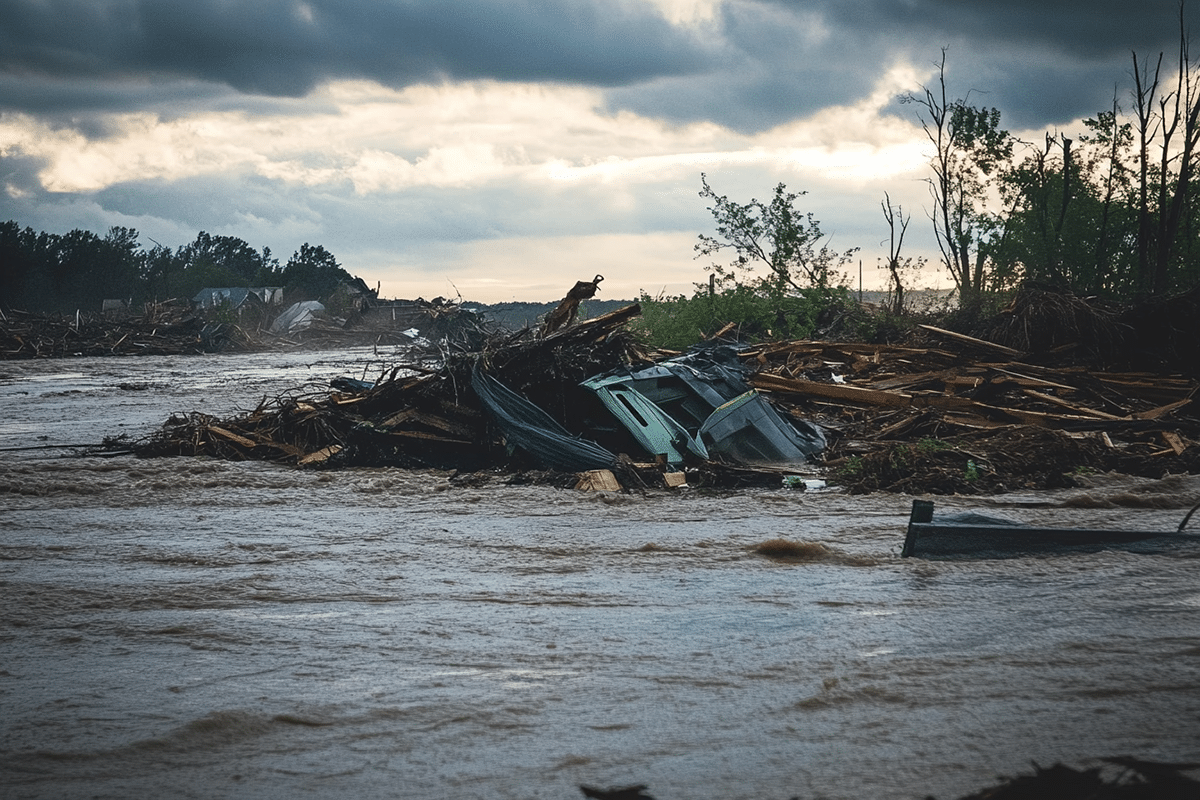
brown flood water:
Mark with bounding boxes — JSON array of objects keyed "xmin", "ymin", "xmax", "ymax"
[{"xmin": 2, "ymin": 349, "xmax": 1199, "ymax": 800}]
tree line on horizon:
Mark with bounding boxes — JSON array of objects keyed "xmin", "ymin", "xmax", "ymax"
[
  {"xmin": 0, "ymin": 223, "xmax": 358, "ymax": 314},
  {"xmin": 638, "ymin": 11, "xmax": 1200, "ymax": 348},
  {"xmin": 7, "ymin": 16, "xmax": 1200, "ymax": 340}
]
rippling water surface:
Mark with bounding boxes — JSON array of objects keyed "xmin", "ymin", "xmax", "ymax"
[{"xmin": 2, "ymin": 349, "xmax": 1199, "ymax": 799}]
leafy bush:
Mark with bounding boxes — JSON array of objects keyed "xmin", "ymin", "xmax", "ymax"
[{"xmin": 634, "ymin": 284, "xmax": 859, "ymax": 350}]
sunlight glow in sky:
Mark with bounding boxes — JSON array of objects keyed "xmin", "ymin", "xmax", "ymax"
[{"xmin": 0, "ymin": 0, "xmax": 1187, "ymax": 301}]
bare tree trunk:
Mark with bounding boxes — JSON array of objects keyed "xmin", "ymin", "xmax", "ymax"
[
  {"xmin": 1155, "ymin": 7, "xmax": 1200, "ymax": 292},
  {"xmin": 1132, "ymin": 51, "xmax": 1162, "ymax": 291},
  {"xmin": 1092, "ymin": 97, "xmax": 1122, "ymax": 286},
  {"xmin": 881, "ymin": 193, "xmax": 910, "ymax": 315}
]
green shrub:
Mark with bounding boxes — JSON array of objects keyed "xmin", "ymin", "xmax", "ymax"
[{"xmin": 634, "ymin": 284, "xmax": 860, "ymax": 350}]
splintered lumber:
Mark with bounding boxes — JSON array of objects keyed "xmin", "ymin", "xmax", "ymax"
[
  {"xmin": 752, "ymin": 373, "xmax": 978, "ymax": 414},
  {"xmin": 298, "ymin": 445, "xmax": 343, "ymax": 465},
  {"xmin": 751, "ymin": 373, "xmax": 913, "ymax": 407},
  {"xmin": 206, "ymin": 425, "xmax": 257, "ymax": 448},
  {"xmin": 542, "ymin": 275, "xmax": 604, "ymax": 335},
  {"xmin": 0, "ymin": 304, "xmax": 247, "ymax": 358},
  {"xmin": 986, "ymin": 366, "xmax": 1079, "ymax": 391},
  {"xmin": 1162, "ymin": 431, "xmax": 1188, "ymax": 455},
  {"xmin": 404, "ymin": 411, "xmax": 474, "ymax": 439},
  {"xmin": 742, "ymin": 327, "xmax": 1199, "ymax": 492},
  {"xmin": 1020, "ymin": 389, "xmax": 1125, "ymax": 419},
  {"xmin": 131, "ymin": 303, "xmax": 648, "ymax": 470},
  {"xmin": 918, "ymin": 324, "xmax": 1024, "ymax": 357},
  {"xmin": 1132, "ymin": 398, "xmax": 1194, "ymax": 420},
  {"xmin": 575, "ymin": 469, "xmax": 622, "ymax": 491}
]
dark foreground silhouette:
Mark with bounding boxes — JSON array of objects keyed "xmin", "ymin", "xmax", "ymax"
[{"xmin": 579, "ymin": 756, "xmax": 1200, "ymax": 799}]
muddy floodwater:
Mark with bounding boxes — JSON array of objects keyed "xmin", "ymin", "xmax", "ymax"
[{"xmin": 2, "ymin": 348, "xmax": 1199, "ymax": 800}]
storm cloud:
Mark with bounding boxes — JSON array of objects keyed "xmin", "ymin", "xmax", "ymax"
[
  {"xmin": 0, "ymin": 0, "xmax": 714, "ymax": 96},
  {"xmin": 0, "ymin": 0, "xmax": 1188, "ymax": 131},
  {"xmin": 0, "ymin": 0, "xmax": 1195, "ymax": 302}
]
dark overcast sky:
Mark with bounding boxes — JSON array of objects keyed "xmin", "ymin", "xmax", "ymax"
[
  {"xmin": 0, "ymin": 0, "xmax": 1188, "ymax": 129},
  {"xmin": 0, "ymin": 0, "xmax": 1195, "ymax": 301}
]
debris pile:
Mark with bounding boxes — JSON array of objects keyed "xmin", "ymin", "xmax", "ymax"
[
  {"xmin": 0, "ymin": 302, "xmax": 247, "ymax": 358},
  {"xmin": 120, "ymin": 288, "xmax": 1200, "ymax": 494},
  {"xmin": 274, "ymin": 296, "xmax": 492, "ymax": 350},
  {"xmin": 0, "ymin": 295, "xmax": 496, "ymax": 358},
  {"xmin": 129, "ymin": 304, "xmax": 661, "ymax": 477},
  {"xmin": 744, "ymin": 327, "xmax": 1199, "ymax": 493}
]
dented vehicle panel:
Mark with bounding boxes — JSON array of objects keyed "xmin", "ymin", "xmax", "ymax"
[{"xmin": 581, "ymin": 350, "xmax": 825, "ymax": 466}]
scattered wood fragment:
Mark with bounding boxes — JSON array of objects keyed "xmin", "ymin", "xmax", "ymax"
[
  {"xmin": 575, "ymin": 469, "xmax": 621, "ymax": 491},
  {"xmin": 298, "ymin": 445, "xmax": 343, "ymax": 466}
]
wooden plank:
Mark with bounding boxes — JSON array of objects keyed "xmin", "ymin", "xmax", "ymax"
[
  {"xmin": 385, "ymin": 429, "xmax": 472, "ymax": 444},
  {"xmin": 910, "ymin": 392, "xmax": 979, "ymax": 411},
  {"xmin": 1162, "ymin": 431, "xmax": 1187, "ymax": 455},
  {"xmin": 407, "ymin": 410, "xmax": 474, "ymax": 439},
  {"xmin": 709, "ymin": 322, "xmax": 737, "ymax": 340},
  {"xmin": 918, "ymin": 324, "xmax": 1023, "ymax": 357},
  {"xmin": 575, "ymin": 469, "xmax": 622, "ymax": 491},
  {"xmin": 941, "ymin": 375, "xmax": 984, "ymax": 389},
  {"xmin": 1095, "ymin": 375, "xmax": 1197, "ymax": 398},
  {"xmin": 206, "ymin": 425, "xmax": 256, "ymax": 448},
  {"xmin": 252, "ymin": 438, "xmax": 305, "ymax": 457},
  {"xmin": 662, "ymin": 471, "xmax": 688, "ymax": 488},
  {"xmin": 379, "ymin": 408, "xmax": 419, "ymax": 428},
  {"xmin": 753, "ymin": 373, "xmax": 986, "ymax": 414},
  {"xmin": 1133, "ymin": 398, "xmax": 1194, "ymax": 420},
  {"xmin": 1021, "ymin": 389, "xmax": 1125, "ymax": 420},
  {"xmin": 940, "ymin": 413, "xmax": 1008, "ymax": 429},
  {"xmin": 751, "ymin": 374, "xmax": 913, "ymax": 408},
  {"xmin": 869, "ymin": 370, "xmax": 953, "ymax": 390},
  {"xmin": 969, "ymin": 402, "xmax": 1105, "ymax": 427},
  {"xmin": 298, "ymin": 444, "xmax": 343, "ymax": 465},
  {"xmin": 988, "ymin": 366, "xmax": 1079, "ymax": 391}
]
